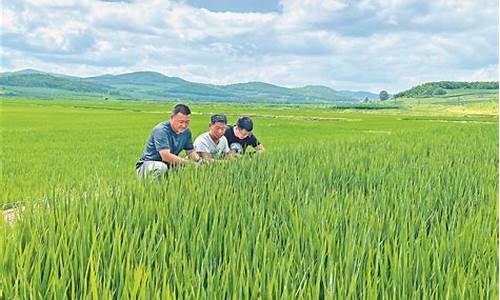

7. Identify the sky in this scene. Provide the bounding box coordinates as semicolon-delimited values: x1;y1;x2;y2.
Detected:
1;0;498;93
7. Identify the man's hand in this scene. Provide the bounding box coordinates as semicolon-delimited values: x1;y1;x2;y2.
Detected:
255;144;265;154
197;151;212;161
187;150;202;163
225;151;241;159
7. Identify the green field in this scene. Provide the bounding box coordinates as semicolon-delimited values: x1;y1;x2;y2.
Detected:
1;96;498;298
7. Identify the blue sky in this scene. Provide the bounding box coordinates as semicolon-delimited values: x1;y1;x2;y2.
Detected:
1;0;498;92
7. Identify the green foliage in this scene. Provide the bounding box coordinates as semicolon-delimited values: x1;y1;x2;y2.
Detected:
432;87;447;95
0;98;498;299
0;73;112;93
379;90;389;101
395;81;498;98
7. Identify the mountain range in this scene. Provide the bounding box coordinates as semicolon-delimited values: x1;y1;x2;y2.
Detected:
0;69;379;104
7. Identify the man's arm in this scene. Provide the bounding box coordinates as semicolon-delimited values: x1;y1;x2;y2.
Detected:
249;134;265;154
183;131;200;162
193;136;215;162
159;149;189;166
219;137;238;159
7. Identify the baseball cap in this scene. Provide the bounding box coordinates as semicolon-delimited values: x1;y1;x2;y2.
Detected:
210;114;227;124
237;116;253;132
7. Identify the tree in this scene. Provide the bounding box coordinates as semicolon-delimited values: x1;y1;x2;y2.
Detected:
379;90;389;101
432;87;446;95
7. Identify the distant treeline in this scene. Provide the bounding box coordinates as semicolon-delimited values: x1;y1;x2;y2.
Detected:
0;73;116;94
0;71;379;102
394;81;498;98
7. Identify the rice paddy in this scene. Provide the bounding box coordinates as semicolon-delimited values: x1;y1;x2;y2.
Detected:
1;97;498;299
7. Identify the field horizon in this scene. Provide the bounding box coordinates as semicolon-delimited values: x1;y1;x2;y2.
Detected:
1;92;498;298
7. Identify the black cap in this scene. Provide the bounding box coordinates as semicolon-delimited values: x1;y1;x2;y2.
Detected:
237;116;253;131
210;114;227;124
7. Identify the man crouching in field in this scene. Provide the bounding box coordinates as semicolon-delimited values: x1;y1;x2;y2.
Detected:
225;116;265;155
194;114;233;161
136;104;201;179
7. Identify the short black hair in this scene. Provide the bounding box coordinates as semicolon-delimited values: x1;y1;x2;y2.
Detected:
237;116;253;131
210;114;227;125
172;104;191;116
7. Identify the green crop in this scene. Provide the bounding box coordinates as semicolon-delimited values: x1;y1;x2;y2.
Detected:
1;98;498;299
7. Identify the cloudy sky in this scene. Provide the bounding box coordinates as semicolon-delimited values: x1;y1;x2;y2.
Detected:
1;0;498;92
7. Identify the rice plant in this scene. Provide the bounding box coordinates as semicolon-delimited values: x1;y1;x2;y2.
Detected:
1;98;498;299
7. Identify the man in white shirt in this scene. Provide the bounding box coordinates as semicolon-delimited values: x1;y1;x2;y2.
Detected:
194;114;231;160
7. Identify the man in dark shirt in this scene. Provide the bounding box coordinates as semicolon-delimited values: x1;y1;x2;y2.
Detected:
136;104;201;179
224;116;265;155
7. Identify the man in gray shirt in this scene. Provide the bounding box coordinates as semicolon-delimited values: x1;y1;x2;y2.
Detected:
194;114;231;160
136;104;201;179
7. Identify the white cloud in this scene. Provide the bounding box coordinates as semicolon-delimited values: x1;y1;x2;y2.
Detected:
1;8;21;33
24;0;83;7
1;0;498;92
93;40;112;52
276;0;347;31
26;21;87;51
469;64;499;82
162;3;277;41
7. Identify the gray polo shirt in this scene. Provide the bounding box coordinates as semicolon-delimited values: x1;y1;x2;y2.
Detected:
136;121;193;168
193;132;230;159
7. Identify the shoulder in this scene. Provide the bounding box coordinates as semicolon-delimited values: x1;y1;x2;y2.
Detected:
154;121;170;130
220;136;229;145
225;125;234;135
182;128;192;138
194;132;209;143
152;121;170;135
224;126;237;141
247;133;259;145
248;132;258;140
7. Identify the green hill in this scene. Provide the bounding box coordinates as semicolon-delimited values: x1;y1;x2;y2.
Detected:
388;82;498;116
394;81;498;98
0;73;112;94
293;85;351;101
87;71;189;87
0;69;379;103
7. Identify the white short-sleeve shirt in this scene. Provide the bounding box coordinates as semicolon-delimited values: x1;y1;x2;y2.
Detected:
193;132;230;158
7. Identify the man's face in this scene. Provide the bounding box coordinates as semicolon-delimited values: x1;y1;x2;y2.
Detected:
209;122;227;140
234;126;250;139
170;113;191;134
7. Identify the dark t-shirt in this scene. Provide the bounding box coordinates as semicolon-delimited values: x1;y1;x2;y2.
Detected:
136;121;193;168
224;125;260;153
